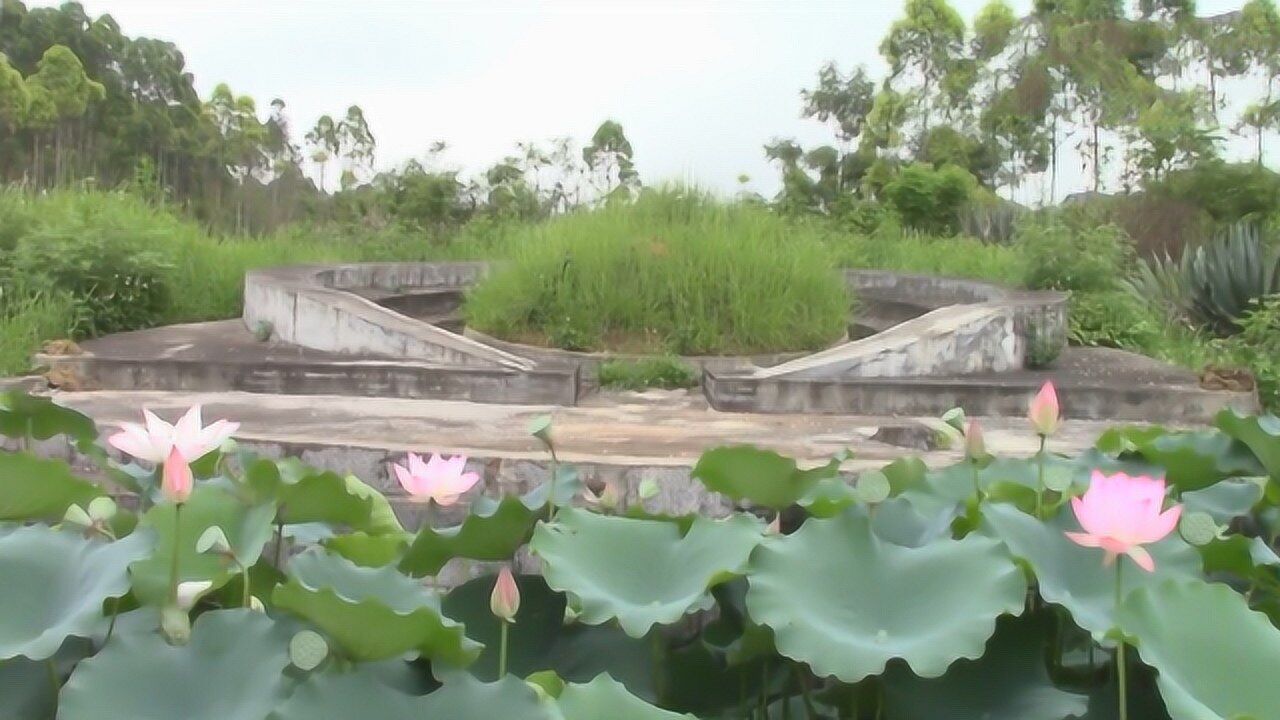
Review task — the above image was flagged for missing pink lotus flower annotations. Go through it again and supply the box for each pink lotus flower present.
[1065,471,1182,572]
[162,447,194,504]
[108,406,239,465]
[390,452,480,506]
[490,566,520,622]
[1029,381,1060,437]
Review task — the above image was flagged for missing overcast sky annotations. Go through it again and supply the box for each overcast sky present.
[29,0,1255,200]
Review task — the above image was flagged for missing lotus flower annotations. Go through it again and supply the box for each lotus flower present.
[391,452,480,506]
[161,447,194,504]
[1065,471,1182,572]
[1029,381,1060,437]
[490,566,520,622]
[108,406,239,465]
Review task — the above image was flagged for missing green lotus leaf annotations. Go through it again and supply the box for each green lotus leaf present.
[746,509,1025,682]
[272,547,479,664]
[1198,534,1280,578]
[268,665,436,720]
[797,476,858,518]
[1097,424,1263,492]
[1215,409,1280,479]
[0,638,93,720]
[0,526,152,661]
[1121,580,1280,720]
[129,484,277,605]
[982,503,1201,636]
[870,494,958,548]
[558,674,696,720]
[530,508,763,637]
[1179,479,1264,522]
[57,610,295,720]
[692,446,837,509]
[0,392,98,452]
[399,494,541,577]
[246,458,401,534]
[420,673,561,719]
[883,613,1089,720]
[323,531,409,567]
[0,452,104,522]
[442,573,653,693]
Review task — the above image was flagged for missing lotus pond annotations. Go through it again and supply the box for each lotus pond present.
[1,385,1278,720]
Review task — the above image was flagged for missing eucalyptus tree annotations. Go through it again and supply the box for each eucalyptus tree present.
[305,114,339,194]
[879,0,967,136]
[337,105,375,190]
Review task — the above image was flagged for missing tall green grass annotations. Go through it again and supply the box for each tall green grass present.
[465,189,851,355]
[824,227,1027,284]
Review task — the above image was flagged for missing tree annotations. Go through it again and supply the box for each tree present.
[24,44,104,185]
[0,52,28,132]
[582,120,638,203]
[1235,100,1280,165]
[879,0,966,135]
[305,114,339,193]
[337,104,375,190]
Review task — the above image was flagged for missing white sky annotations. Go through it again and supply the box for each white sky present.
[27,0,1260,200]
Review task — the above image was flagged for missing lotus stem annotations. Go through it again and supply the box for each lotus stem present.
[1035,436,1047,517]
[240,561,251,608]
[167,504,183,604]
[497,619,509,679]
[1116,560,1128,720]
[46,658,59,709]
[273,516,285,568]
[793,663,818,720]
[546,444,561,522]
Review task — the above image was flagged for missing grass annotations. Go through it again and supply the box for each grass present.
[823,226,1027,285]
[597,356,700,391]
[464,188,851,355]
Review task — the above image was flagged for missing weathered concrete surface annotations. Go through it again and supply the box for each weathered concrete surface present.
[243,263,531,370]
[36,321,578,405]
[707,346,1258,422]
[754,270,1068,380]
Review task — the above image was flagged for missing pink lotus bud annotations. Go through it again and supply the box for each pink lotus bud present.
[490,566,520,622]
[1065,471,1182,572]
[964,419,986,460]
[1028,381,1060,437]
[162,447,194,504]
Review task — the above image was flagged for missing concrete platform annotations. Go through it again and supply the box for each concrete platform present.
[706,346,1257,423]
[37,321,578,405]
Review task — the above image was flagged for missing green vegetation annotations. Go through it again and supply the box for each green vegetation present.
[597,357,700,391]
[465,191,850,355]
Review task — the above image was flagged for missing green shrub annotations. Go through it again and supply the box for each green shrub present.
[1069,291,1160,350]
[1218,294,1280,409]
[7,194,173,336]
[0,283,77,373]
[465,188,850,355]
[597,357,699,391]
[1016,216,1131,294]
[882,163,976,234]
[824,227,1026,285]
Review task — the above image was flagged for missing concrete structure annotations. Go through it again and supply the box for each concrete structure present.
[31,261,1256,423]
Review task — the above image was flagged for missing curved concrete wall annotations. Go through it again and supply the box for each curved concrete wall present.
[245,261,1065,386]
[243,263,533,371]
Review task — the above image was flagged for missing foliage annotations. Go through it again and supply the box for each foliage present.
[597,357,699,391]
[3,392,1280,717]
[881,162,975,234]
[1216,294,1280,409]
[464,189,850,355]
[1148,162,1280,225]
[1131,221,1280,336]
[1016,214,1133,294]
[1068,290,1160,349]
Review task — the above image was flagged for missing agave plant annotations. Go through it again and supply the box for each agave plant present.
[1128,222,1280,336]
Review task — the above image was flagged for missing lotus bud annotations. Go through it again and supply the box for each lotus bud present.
[161,447,194,504]
[964,419,986,461]
[941,407,966,433]
[490,566,520,622]
[1028,381,1061,438]
[766,514,782,535]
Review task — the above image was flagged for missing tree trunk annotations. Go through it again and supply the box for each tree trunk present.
[1092,122,1101,192]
